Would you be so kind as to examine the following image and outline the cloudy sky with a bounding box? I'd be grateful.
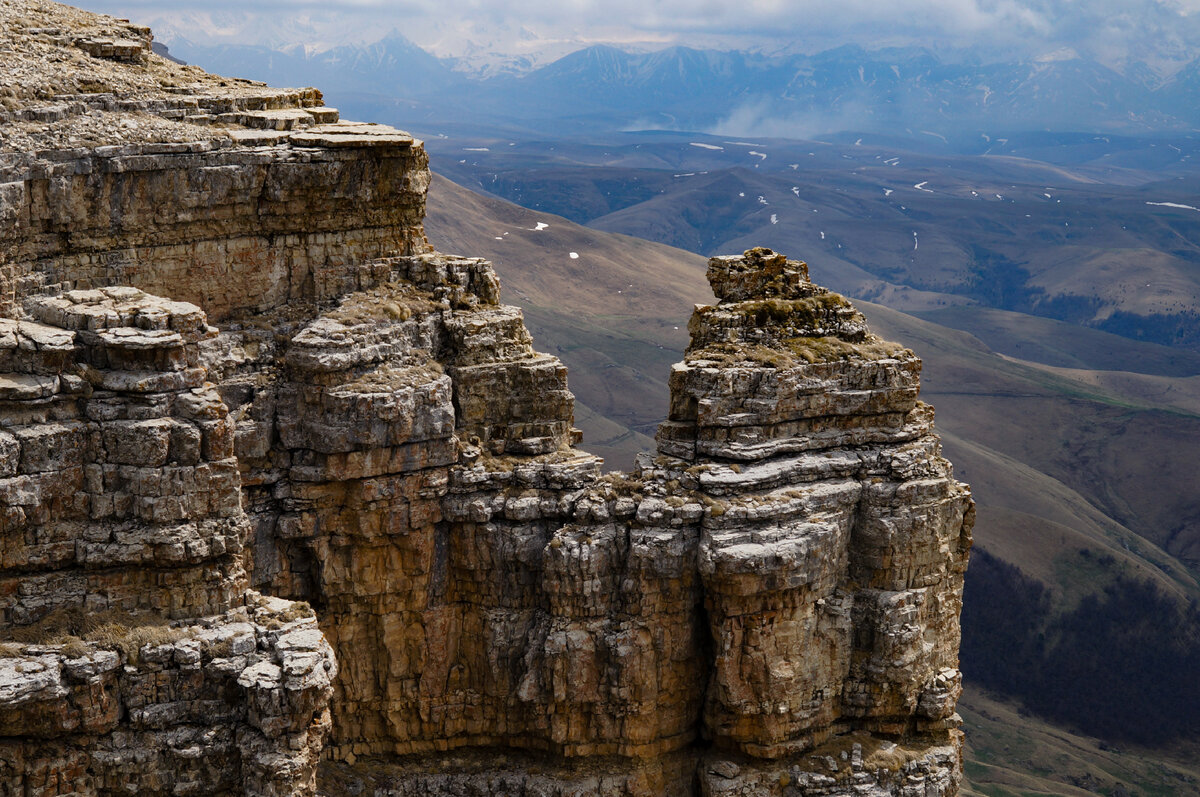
[75,0,1200,72]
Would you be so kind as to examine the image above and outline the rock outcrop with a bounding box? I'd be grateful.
[0,289,336,796]
[0,1,429,323]
[1,2,973,795]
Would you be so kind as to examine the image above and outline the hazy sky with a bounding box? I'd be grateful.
[76,0,1200,71]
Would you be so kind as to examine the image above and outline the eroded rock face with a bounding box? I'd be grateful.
[214,249,970,796]
[664,249,973,795]
[1,3,972,794]
[1,1,430,323]
[0,289,336,796]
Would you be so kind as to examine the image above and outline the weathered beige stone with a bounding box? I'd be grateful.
[0,2,972,793]
[215,248,967,794]
[0,289,334,796]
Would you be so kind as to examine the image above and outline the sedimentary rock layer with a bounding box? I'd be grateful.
[1,3,972,794]
[3,135,429,321]
[1,1,430,323]
[224,248,972,796]
[0,289,336,796]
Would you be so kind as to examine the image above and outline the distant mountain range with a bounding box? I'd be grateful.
[168,35,1200,140]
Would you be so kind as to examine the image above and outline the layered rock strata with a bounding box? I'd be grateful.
[222,249,971,797]
[0,289,336,796]
[663,249,972,795]
[1,3,972,795]
[1,1,429,322]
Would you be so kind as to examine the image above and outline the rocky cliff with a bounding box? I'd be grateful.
[0,2,973,795]
[0,286,337,796]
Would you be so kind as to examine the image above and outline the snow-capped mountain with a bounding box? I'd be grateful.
[166,34,1200,140]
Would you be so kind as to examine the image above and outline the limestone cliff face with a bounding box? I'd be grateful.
[0,3,973,795]
[0,1,429,323]
[0,289,336,796]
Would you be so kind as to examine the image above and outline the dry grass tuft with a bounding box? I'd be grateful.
[58,639,92,658]
[863,743,922,772]
[699,494,727,517]
[1,606,185,663]
[326,282,437,326]
[258,598,315,630]
[85,622,185,663]
[599,472,644,498]
[785,335,908,365]
[689,334,907,369]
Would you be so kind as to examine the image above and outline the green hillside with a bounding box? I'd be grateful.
[425,173,1200,793]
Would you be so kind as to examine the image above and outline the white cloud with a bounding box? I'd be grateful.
[1158,0,1200,14]
[74,0,1200,70]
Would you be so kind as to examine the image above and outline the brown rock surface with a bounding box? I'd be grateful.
[1,0,429,323]
[0,289,336,796]
[0,3,972,795]
[219,247,970,796]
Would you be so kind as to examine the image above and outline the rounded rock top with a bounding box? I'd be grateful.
[706,247,812,303]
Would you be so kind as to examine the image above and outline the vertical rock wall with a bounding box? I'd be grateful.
[0,289,336,796]
[1,4,972,795]
[662,249,972,795]
[236,249,971,797]
[3,125,430,323]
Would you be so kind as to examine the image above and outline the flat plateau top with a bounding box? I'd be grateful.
[0,0,413,153]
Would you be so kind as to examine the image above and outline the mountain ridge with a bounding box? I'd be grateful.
[169,34,1200,138]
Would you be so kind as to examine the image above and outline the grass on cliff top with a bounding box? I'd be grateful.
[1,607,183,662]
[804,729,931,776]
[732,293,854,321]
[689,335,908,368]
[326,282,439,326]
[250,592,316,629]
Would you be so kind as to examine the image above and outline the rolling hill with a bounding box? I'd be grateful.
[427,131,1200,346]
[424,172,1200,795]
